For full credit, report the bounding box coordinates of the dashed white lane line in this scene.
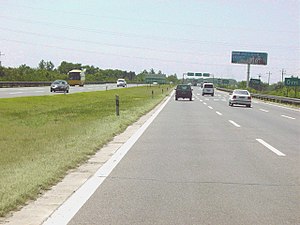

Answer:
[229,120,241,128]
[216,111,222,116]
[208,106,213,110]
[259,109,269,113]
[203,102,207,105]
[9,92,23,95]
[281,115,296,120]
[256,139,286,156]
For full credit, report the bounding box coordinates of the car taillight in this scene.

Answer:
[248,96,251,100]
[233,95,236,99]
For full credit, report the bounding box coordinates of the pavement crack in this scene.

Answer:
[105,176,299,187]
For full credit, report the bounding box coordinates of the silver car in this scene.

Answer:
[50,80,70,93]
[229,89,251,107]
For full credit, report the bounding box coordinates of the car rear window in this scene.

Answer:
[177,85,191,90]
[204,84,213,88]
[235,90,249,95]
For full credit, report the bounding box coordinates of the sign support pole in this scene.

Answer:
[247,64,250,88]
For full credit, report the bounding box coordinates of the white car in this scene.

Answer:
[229,89,251,107]
[202,83,214,96]
[117,79,127,87]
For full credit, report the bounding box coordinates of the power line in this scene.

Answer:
[3,27,298,61]
[2,3,299,35]
[1,16,299,51]
[2,38,299,72]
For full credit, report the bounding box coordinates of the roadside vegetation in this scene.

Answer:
[218,81,300,99]
[0,60,179,84]
[0,85,172,217]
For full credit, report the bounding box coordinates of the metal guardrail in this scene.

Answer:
[217,87,300,106]
[0,81,52,87]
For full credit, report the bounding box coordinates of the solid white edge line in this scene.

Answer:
[229,120,241,127]
[43,93,173,225]
[281,115,296,120]
[256,139,286,156]
[257,100,300,112]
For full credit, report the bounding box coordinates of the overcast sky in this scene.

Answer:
[0,0,299,83]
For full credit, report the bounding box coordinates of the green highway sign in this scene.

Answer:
[187,72,194,76]
[203,73,210,77]
[285,77,300,87]
[250,78,261,85]
[195,73,202,76]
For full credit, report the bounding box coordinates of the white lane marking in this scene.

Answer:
[205,98,209,101]
[214,99,219,101]
[208,106,213,110]
[43,93,173,225]
[9,92,23,95]
[216,111,222,116]
[229,120,241,128]
[199,99,203,102]
[256,139,286,156]
[281,115,296,120]
[259,109,269,113]
[203,102,207,105]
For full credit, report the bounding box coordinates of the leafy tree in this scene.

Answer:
[38,60,55,71]
[58,61,82,74]
[166,74,178,84]
[46,61,55,71]
[38,60,46,70]
[150,68,155,74]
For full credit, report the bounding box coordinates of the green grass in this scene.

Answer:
[0,86,172,217]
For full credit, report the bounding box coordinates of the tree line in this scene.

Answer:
[0,60,179,83]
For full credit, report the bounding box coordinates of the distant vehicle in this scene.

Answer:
[229,89,251,107]
[175,84,193,101]
[202,83,214,96]
[50,80,70,93]
[68,69,85,86]
[152,82,158,85]
[117,78,127,87]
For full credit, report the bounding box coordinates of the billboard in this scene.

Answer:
[231,51,268,65]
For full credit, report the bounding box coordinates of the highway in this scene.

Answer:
[41,87,299,225]
[0,84,138,98]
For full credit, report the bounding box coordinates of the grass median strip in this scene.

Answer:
[0,86,172,217]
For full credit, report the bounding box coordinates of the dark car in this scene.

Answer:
[50,80,70,93]
[175,84,193,101]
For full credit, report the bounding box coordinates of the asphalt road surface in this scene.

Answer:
[0,84,138,98]
[42,87,299,225]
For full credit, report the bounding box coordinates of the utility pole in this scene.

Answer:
[266,71,272,85]
[280,68,286,83]
[0,51,4,67]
